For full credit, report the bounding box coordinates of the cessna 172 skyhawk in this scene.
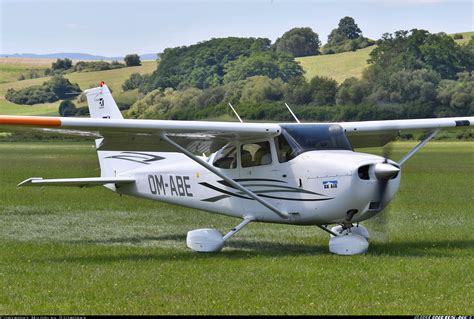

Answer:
[0,83,472,255]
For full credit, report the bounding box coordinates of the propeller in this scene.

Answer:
[370,142,398,241]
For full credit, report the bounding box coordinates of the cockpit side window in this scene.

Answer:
[213,144,237,169]
[241,141,272,167]
[280,124,352,155]
[275,133,299,163]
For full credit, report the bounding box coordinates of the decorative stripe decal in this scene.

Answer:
[0,116,61,126]
[232,178,287,183]
[202,194,230,202]
[217,181,327,196]
[200,179,334,202]
[258,194,333,202]
[199,182,251,199]
[105,152,165,165]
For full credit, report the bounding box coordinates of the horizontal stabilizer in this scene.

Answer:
[17,176,135,188]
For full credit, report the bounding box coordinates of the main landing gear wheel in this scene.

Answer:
[328,224,370,256]
[186,218,254,252]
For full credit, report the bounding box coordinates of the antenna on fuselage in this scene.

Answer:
[228,103,243,123]
[284,102,300,123]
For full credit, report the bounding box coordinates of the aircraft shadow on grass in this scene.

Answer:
[46,236,474,264]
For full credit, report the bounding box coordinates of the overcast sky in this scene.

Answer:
[1,0,472,56]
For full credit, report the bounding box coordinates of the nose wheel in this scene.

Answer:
[319,224,370,255]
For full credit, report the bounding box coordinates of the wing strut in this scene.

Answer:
[399,129,440,166]
[284,103,300,123]
[160,134,289,220]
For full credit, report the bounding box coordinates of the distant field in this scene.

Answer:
[0,61,156,116]
[452,31,474,44]
[0,58,52,85]
[296,46,374,83]
[297,31,473,83]
[0,141,472,314]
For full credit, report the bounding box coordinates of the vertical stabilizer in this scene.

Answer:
[85,83,125,178]
[85,83,123,119]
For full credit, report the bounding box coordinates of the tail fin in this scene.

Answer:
[85,83,123,119]
[85,83,126,178]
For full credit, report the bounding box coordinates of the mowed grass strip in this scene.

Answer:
[0,141,473,315]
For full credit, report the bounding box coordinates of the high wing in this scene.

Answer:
[0,116,281,153]
[335,117,473,147]
[0,115,472,151]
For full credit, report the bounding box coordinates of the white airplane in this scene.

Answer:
[0,83,472,255]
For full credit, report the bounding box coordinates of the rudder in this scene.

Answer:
[85,82,123,119]
[85,82,126,178]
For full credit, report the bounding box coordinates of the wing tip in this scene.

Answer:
[0,116,61,127]
[17,177,43,187]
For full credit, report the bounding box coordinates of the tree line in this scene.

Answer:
[125,28,474,122]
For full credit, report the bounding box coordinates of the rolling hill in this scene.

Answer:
[297,31,473,83]
[0,60,157,116]
[296,46,374,83]
[0,31,472,116]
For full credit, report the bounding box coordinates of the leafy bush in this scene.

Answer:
[5,75,81,105]
[122,73,151,91]
[59,100,77,116]
[74,61,125,72]
[5,86,58,105]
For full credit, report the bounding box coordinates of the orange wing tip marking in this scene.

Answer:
[0,116,61,126]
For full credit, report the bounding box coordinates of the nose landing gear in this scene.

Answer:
[318,223,370,255]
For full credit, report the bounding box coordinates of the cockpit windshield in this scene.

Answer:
[276,124,352,162]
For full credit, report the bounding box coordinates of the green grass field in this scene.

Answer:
[296,46,374,83]
[452,31,474,44]
[0,58,52,85]
[0,141,472,315]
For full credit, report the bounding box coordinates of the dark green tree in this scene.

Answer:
[58,100,77,117]
[223,52,303,83]
[369,29,473,80]
[51,58,73,71]
[146,37,273,90]
[48,75,81,99]
[124,54,142,67]
[308,76,338,105]
[274,27,321,57]
[336,77,368,105]
[323,16,373,54]
[122,73,150,91]
[337,16,362,40]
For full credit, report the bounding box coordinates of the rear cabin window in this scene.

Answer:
[213,144,237,169]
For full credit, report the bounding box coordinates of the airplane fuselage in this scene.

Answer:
[111,150,400,225]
